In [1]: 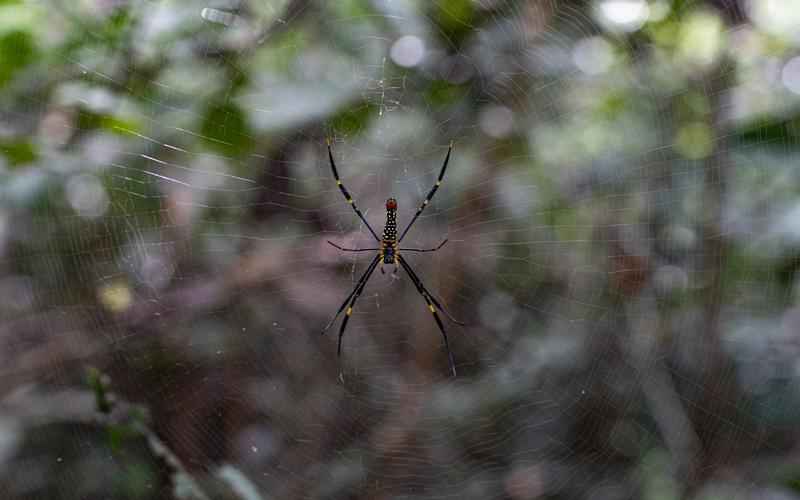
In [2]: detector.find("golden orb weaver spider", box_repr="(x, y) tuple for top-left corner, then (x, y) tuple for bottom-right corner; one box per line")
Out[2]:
(322, 139), (464, 376)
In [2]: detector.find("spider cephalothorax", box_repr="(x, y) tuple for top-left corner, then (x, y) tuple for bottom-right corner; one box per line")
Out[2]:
(323, 140), (463, 376)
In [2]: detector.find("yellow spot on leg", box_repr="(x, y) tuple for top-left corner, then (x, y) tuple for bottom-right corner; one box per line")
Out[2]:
(436, 181), (441, 186)
(346, 307), (353, 316)
(429, 304), (435, 313)
(337, 180), (342, 186)
(347, 198), (353, 204)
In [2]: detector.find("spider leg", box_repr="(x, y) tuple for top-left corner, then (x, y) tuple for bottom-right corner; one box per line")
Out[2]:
(322, 255), (380, 335)
(327, 139), (381, 242)
(397, 255), (458, 376)
(398, 143), (453, 243)
(398, 255), (465, 325)
(400, 239), (448, 253)
(327, 241), (380, 252)
(336, 257), (380, 356)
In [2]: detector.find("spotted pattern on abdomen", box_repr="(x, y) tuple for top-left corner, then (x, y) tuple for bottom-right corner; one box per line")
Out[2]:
(383, 209), (397, 241)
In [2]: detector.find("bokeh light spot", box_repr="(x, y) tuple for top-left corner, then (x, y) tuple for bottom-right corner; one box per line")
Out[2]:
(200, 8), (238, 27)
(573, 36), (614, 75)
(781, 57), (800, 94)
(748, 0), (800, 43)
(674, 122), (713, 159)
(595, 0), (649, 32)
(98, 281), (132, 313)
(390, 35), (425, 68)
(678, 11), (724, 67)
(479, 105), (514, 139)
(648, 0), (670, 22)
(65, 174), (109, 219)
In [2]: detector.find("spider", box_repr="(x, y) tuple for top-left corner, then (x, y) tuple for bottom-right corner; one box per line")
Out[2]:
(322, 139), (464, 376)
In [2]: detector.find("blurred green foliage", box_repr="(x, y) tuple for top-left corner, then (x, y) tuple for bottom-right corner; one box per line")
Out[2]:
(200, 101), (254, 156)
(2, 0), (800, 498)
(0, 139), (37, 166)
(0, 30), (37, 89)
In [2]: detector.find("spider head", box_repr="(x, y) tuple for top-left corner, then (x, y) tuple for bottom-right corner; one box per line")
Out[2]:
(386, 198), (397, 211)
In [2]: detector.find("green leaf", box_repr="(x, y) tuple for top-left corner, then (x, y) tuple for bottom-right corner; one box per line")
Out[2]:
(330, 103), (376, 136)
(0, 29), (37, 88)
(430, 0), (476, 46)
(106, 423), (138, 453)
(735, 116), (800, 145)
(0, 140), (37, 166)
(119, 462), (156, 500)
(199, 101), (254, 157)
(76, 109), (141, 136)
(425, 80), (467, 107)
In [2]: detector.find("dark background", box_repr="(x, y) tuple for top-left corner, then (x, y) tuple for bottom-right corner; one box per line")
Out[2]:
(1, 0), (800, 498)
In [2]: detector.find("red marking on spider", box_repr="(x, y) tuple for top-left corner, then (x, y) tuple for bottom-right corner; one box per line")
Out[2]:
(386, 198), (397, 210)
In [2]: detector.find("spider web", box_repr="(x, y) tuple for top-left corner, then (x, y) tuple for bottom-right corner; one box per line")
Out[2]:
(2, 0), (800, 499)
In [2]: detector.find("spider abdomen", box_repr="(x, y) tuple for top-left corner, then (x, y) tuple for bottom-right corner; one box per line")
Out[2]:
(383, 200), (397, 241)
(382, 198), (398, 264)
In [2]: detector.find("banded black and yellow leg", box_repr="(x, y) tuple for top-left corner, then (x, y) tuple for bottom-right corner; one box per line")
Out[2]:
(337, 256), (380, 356)
(398, 143), (453, 243)
(321, 255), (380, 335)
(397, 256), (458, 376)
(398, 255), (464, 326)
(327, 139), (381, 242)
